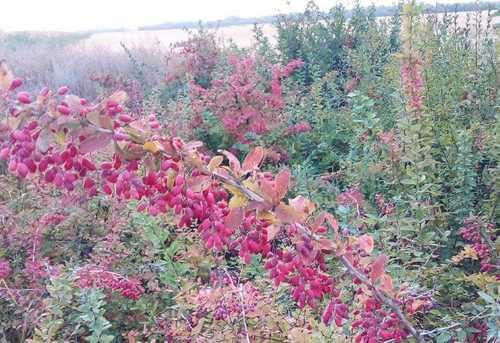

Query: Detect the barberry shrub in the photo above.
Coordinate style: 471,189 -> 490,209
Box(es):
0,60 -> 428,342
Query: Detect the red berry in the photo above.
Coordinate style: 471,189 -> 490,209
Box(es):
17,162 -> 29,178
0,147 -> 9,161
118,114 -> 133,123
10,78 -> 23,90
57,86 -> 69,95
17,92 -> 32,104
57,105 -> 71,115
39,87 -> 49,96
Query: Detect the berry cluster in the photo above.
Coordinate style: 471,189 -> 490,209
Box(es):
285,121 -> 312,136
265,249 -> 333,308
322,297 -> 349,327
459,216 -> 497,272
237,213 -> 271,263
352,299 -> 409,343
76,266 -> 144,300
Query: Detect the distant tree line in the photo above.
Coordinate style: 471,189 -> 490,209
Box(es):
138,1 -> 499,31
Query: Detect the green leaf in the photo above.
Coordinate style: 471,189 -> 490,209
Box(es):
478,291 -> 495,304
436,332 -> 452,343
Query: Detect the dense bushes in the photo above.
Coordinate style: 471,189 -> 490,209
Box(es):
0,1 -> 498,342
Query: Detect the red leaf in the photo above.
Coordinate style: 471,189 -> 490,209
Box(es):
224,207 -> 244,229
79,133 -> 113,154
289,195 -> 316,216
221,150 -> 241,176
275,203 -> 306,224
187,175 -> 211,192
275,168 -> 290,201
318,238 -> 335,252
358,234 -> 374,254
242,147 -> 264,174
370,254 -> 388,281
379,273 -> 394,294
266,224 -> 280,241
257,178 -> 276,203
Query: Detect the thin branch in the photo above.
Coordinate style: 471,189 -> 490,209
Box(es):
222,269 -> 251,343
239,284 -> 251,343
420,310 -> 490,337
340,255 -> 425,343
212,170 -> 266,203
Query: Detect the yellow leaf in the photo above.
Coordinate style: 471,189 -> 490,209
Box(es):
208,155 -> 223,172
143,141 -> 163,153
184,152 -> 205,170
124,126 -> 146,144
463,273 -> 499,289
257,210 -> 278,224
224,184 -> 241,196
229,192 -> 248,209
55,130 -> 67,145
166,169 -> 176,189
108,90 -> 128,104
0,61 -> 14,92
452,245 -> 478,264
242,179 -> 262,195
6,114 -> 24,130
275,202 -> 307,224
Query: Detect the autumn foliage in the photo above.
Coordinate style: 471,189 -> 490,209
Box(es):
0,2 -> 498,342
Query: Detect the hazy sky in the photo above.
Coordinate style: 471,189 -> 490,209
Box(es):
1,0 -> 476,32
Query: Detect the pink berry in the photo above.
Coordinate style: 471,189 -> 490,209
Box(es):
17,92 -> 31,104
57,86 -> 69,95
118,114 -> 133,123
0,147 -> 9,160
17,162 -> 29,178
39,87 -> 50,97
10,78 -> 23,90
57,105 -> 71,115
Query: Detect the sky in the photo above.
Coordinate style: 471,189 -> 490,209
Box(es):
0,0 -> 477,32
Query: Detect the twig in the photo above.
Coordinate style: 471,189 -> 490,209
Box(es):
340,255 -> 425,343
212,170 -> 266,203
420,310 -> 490,337
239,284 -> 251,343
222,269 -> 251,343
